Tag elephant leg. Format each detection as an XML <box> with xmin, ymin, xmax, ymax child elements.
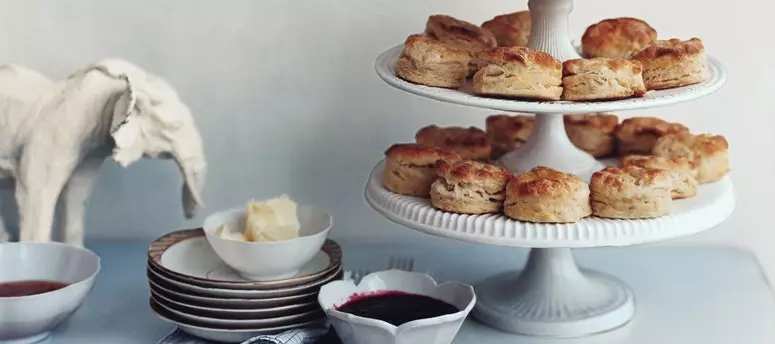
<box><xmin>0</xmin><ymin>174</ymin><xmax>15</xmax><ymax>242</ymax></box>
<box><xmin>57</xmin><ymin>156</ymin><xmax>103</xmax><ymax>246</ymax></box>
<box><xmin>16</xmin><ymin>159</ymin><xmax>75</xmax><ymax>242</ymax></box>
<box><xmin>0</xmin><ymin>212</ymin><xmax>7</xmax><ymax>243</ymax></box>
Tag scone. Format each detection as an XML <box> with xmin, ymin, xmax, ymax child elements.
<box><xmin>430</xmin><ymin>159</ymin><xmax>511</xmax><ymax>214</ymax></box>
<box><xmin>632</xmin><ymin>38</ymin><xmax>709</xmax><ymax>90</ymax></box>
<box><xmin>426</xmin><ymin>14</ymin><xmax>498</xmax><ymax>55</ymax></box>
<box><xmin>561</xmin><ymin>58</ymin><xmax>646</xmax><ymax>101</ymax></box>
<box><xmin>504</xmin><ymin>166</ymin><xmax>592</xmax><ymax>223</ymax></box>
<box><xmin>620</xmin><ymin>155</ymin><xmax>698</xmax><ymax>199</ymax></box>
<box><xmin>590</xmin><ymin>166</ymin><xmax>672</xmax><ymax>219</ymax></box>
<box><xmin>581</xmin><ymin>17</ymin><xmax>657</xmax><ymax>59</ymax></box>
<box><xmin>415</xmin><ymin>125</ymin><xmax>492</xmax><ymax>161</ymax></box>
<box><xmin>614</xmin><ymin>117</ymin><xmax>689</xmax><ymax>155</ymax></box>
<box><xmin>473</xmin><ymin>47</ymin><xmax>563</xmax><ymax>101</ymax></box>
<box><xmin>485</xmin><ymin>114</ymin><xmax>535</xmax><ymax>159</ymax></box>
<box><xmin>382</xmin><ymin>144</ymin><xmax>461</xmax><ymax>197</ymax></box>
<box><xmin>425</xmin><ymin>14</ymin><xmax>497</xmax><ymax>75</ymax></box>
<box><xmin>651</xmin><ymin>132</ymin><xmax>730</xmax><ymax>184</ymax></box>
<box><xmin>395</xmin><ymin>34</ymin><xmax>471</xmax><ymax>88</ymax></box>
<box><xmin>564</xmin><ymin>113</ymin><xmax>619</xmax><ymax>158</ymax></box>
<box><xmin>481</xmin><ymin>11</ymin><xmax>532</xmax><ymax>47</ymax></box>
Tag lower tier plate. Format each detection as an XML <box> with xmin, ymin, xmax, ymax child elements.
<box><xmin>365</xmin><ymin>160</ymin><xmax>735</xmax><ymax>248</ymax></box>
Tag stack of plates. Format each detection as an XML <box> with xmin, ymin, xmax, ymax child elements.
<box><xmin>146</xmin><ymin>229</ymin><xmax>342</xmax><ymax>343</ymax></box>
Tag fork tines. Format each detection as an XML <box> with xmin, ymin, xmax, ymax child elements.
<box><xmin>388</xmin><ymin>256</ymin><xmax>414</xmax><ymax>272</ymax></box>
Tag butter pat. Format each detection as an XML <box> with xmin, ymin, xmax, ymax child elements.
<box><xmin>214</xmin><ymin>224</ymin><xmax>247</xmax><ymax>241</ymax></box>
<box><xmin>243</xmin><ymin>195</ymin><xmax>301</xmax><ymax>242</ymax></box>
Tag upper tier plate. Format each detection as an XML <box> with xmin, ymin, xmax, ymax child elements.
<box><xmin>375</xmin><ymin>44</ymin><xmax>727</xmax><ymax>114</ymax></box>
<box><xmin>365</xmin><ymin>160</ymin><xmax>735</xmax><ymax>248</ymax></box>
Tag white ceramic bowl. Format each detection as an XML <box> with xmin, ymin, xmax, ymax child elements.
<box><xmin>203</xmin><ymin>205</ymin><xmax>332</xmax><ymax>281</ymax></box>
<box><xmin>318</xmin><ymin>270</ymin><xmax>476</xmax><ymax>344</ymax></box>
<box><xmin>0</xmin><ymin>242</ymin><xmax>100</xmax><ymax>343</ymax></box>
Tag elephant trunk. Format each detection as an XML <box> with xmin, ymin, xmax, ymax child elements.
<box><xmin>181</xmin><ymin>164</ymin><xmax>205</xmax><ymax>218</ymax></box>
<box><xmin>174</xmin><ymin>128</ymin><xmax>207</xmax><ymax>219</ymax></box>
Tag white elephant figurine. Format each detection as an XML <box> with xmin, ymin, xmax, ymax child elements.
<box><xmin>0</xmin><ymin>58</ymin><xmax>207</xmax><ymax>245</ymax></box>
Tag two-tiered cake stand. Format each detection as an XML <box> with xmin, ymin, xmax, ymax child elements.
<box><xmin>365</xmin><ymin>0</ymin><xmax>734</xmax><ymax>338</ymax></box>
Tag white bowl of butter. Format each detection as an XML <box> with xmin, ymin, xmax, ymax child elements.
<box><xmin>202</xmin><ymin>195</ymin><xmax>332</xmax><ymax>281</ymax></box>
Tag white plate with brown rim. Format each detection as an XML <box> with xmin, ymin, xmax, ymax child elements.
<box><xmin>147</xmin><ymin>263</ymin><xmax>343</xmax><ymax>299</ymax></box>
<box><xmin>148</xmin><ymin>229</ymin><xmax>342</xmax><ymax>290</ymax></box>
<box><xmin>149</xmin><ymin>299</ymin><xmax>326</xmax><ymax>343</ymax></box>
<box><xmin>151</xmin><ymin>297</ymin><xmax>324</xmax><ymax>328</ymax></box>
<box><xmin>147</xmin><ymin>276</ymin><xmax>318</xmax><ymax>309</ymax></box>
<box><xmin>150</xmin><ymin>288</ymin><xmax>318</xmax><ymax>319</ymax></box>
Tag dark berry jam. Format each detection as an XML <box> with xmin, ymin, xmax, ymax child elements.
<box><xmin>0</xmin><ymin>280</ymin><xmax>68</xmax><ymax>297</ymax></box>
<box><xmin>335</xmin><ymin>291</ymin><xmax>459</xmax><ymax>326</ymax></box>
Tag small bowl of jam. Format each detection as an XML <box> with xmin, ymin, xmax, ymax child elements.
<box><xmin>0</xmin><ymin>242</ymin><xmax>100</xmax><ymax>343</ymax></box>
<box><xmin>318</xmin><ymin>269</ymin><xmax>475</xmax><ymax>344</ymax></box>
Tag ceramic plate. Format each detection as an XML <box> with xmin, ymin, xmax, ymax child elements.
<box><xmin>147</xmin><ymin>263</ymin><xmax>343</xmax><ymax>299</ymax></box>
<box><xmin>148</xmin><ymin>276</ymin><xmax>318</xmax><ymax>309</ymax></box>
<box><xmin>375</xmin><ymin>44</ymin><xmax>727</xmax><ymax>114</ymax></box>
<box><xmin>148</xmin><ymin>229</ymin><xmax>342</xmax><ymax>289</ymax></box>
<box><xmin>151</xmin><ymin>289</ymin><xmax>318</xmax><ymax>319</ymax></box>
<box><xmin>152</xmin><ymin>297</ymin><xmax>323</xmax><ymax>328</ymax></box>
<box><xmin>150</xmin><ymin>299</ymin><xmax>326</xmax><ymax>344</ymax></box>
<box><xmin>365</xmin><ymin>159</ymin><xmax>736</xmax><ymax>248</ymax></box>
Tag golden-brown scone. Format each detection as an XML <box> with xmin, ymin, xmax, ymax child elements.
<box><xmin>481</xmin><ymin>11</ymin><xmax>531</xmax><ymax>47</ymax></box>
<box><xmin>632</xmin><ymin>38</ymin><xmax>709</xmax><ymax>90</ymax></box>
<box><xmin>564</xmin><ymin>113</ymin><xmax>619</xmax><ymax>158</ymax></box>
<box><xmin>430</xmin><ymin>159</ymin><xmax>511</xmax><ymax>214</ymax></box>
<box><xmin>620</xmin><ymin>155</ymin><xmax>698</xmax><ymax>199</ymax></box>
<box><xmin>651</xmin><ymin>132</ymin><xmax>730</xmax><ymax>184</ymax></box>
<box><xmin>590</xmin><ymin>166</ymin><xmax>672</xmax><ymax>219</ymax></box>
<box><xmin>561</xmin><ymin>58</ymin><xmax>646</xmax><ymax>101</ymax></box>
<box><xmin>504</xmin><ymin>166</ymin><xmax>592</xmax><ymax>223</ymax></box>
<box><xmin>614</xmin><ymin>117</ymin><xmax>689</xmax><ymax>156</ymax></box>
<box><xmin>425</xmin><ymin>14</ymin><xmax>497</xmax><ymax>76</ymax></box>
<box><xmin>472</xmin><ymin>47</ymin><xmax>562</xmax><ymax>100</ymax></box>
<box><xmin>395</xmin><ymin>34</ymin><xmax>471</xmax><ymax>88</ymax></box>
<box><xmin>426</xmin><ymin>14</ymin><xmax>498</xmax><ymax>55</ymax></box>
<box><xmin>382</xmin><ymin>144</ymin><xmax>461</xmax><ymax>197</ymax></box>
<box><xmin>485</xmin><ymin>114</ymin><xmax>535</xmax><ymax>159</ymax></box>
<box><xmin>415</xmin><ymin>125</ymin><xmax>492</xmax><ymax>161</ymax></box>
<box><xmin>581</xmin><ymin>17</ymin><xmax>657</xmax><ymax>59</ymax></box>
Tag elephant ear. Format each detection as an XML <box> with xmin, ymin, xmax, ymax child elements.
<box><xmin>111</xmin><ymin>74</ymin><xmax>145</xmax><ymax>167</ymax></box>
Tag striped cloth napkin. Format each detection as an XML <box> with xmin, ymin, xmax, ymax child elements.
<box><xmin>156</xmin><ymin>327</ymin><xmax>330</xmax><ymax>344</ymax></box>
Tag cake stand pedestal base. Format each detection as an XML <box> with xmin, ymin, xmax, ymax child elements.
<box><xmin>471</xmin><ymin>248</ymin><xmax>635</xmax><ymax>337</ymax></box>
<box><xmin>498</xmin><ymin>114</ymin><xmax>604</xmax><ymax>181</ymax></box>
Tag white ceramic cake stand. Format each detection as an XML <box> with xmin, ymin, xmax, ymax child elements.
<box><xmin>369</xmin><ymin>0</ymin><xmax>732</xmax><ymax>338</ymax></box>
<box><xmin>374</xmin><ymin>0</ymin><xmax>727</xmax><ymax>182</ymax></box>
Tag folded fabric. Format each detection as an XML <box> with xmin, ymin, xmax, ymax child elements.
<box><xmin>157</xmin><ymin>327</ymin><xmax>329</xmax><ymax>344</ymax></box>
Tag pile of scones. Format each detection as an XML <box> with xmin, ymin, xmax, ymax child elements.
<box><xmin>381</xmin><ymin>113</ymin><xmax>730</xmax><ymax>223</ymax></box>
<box><xmin>395</xmin><ymin>12</ymin><xmax>709</xmax><ymax>101</ymax></box>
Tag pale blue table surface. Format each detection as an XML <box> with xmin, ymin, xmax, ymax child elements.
<box><xmin>45</xmin><ymin>237</ymin><xmax>775</xmax><ymax>344</ymax></box>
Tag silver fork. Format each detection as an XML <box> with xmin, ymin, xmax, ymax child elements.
<box><xmin>388</xmin><ymin>256</ymin><xmax>415</xmax><ymax>271</ymax></box>
<box><xmin>387</xmin><ymin>256</ymin><xmax>445</xmax><ymax>282</ymax></box>
<box><xmin>346</xmin><ymin>269</ymin><xmax>370</xmax><ymax>284</ymax></box>
<box><xmin>348</xmin><ymin>257</ymin><xmax>416</xmax><ymax>284</ymax></box>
